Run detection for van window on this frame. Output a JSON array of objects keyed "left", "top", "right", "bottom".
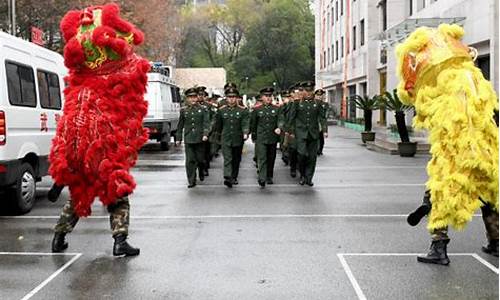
[
  {"left": 37, "top": 70, "right": 62, "bottom": 109},
  {"left": 6, "top": 61, "right": 37, "bottom": 107},
  {"left": 171, "top": 87, "right": 181, "bottom": 103}
]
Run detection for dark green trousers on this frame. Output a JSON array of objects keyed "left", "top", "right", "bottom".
[
  {"left": 256, "top": 142, "right": 277, "bottom": 182},
  {"left": 222, "top": 144, "right": 243, "bottom": 179},
  {"left": 185, "top": 143, "right": 205, "bottom": 185},
  {"left": 297, "top": 138, "right": 319, "bottom": 182}
]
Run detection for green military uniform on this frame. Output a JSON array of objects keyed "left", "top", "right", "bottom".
[
  {"left": 196, "top": 86, "right": 213, "bottom": 175},
  {"left": 176, "top": 88, "right": 210, "bottom": 187},
  {"left": 316, "top": 89, "right": 329, "bottom": 155},
  {"left": 251, "top": 87, "right": 283, "bottom": 186},
  {"left": 288, "top": 81, "right": 327, "bottom": 186},
  {"left": 214, "top": 87, "right": 250, "bottom": 187}
]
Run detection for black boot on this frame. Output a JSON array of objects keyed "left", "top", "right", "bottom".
[
  {"left": 407, "top": 191, "right": 432, "bottom": 226},
  {"left": 113, "top": 234, "right": 140, "bottom": 256},
  {"left": 258, "top": 180, "right": 266, "bottom": 188},
  {"left": 417, "top": 239, "right": 450, "bottom": 265},
  {"left": 482, "top": 239, "right": 499, "bottom": 257},
  {"left": 224, "top": 178, "right": 233, "bottom": 188},
  {"left": 52, "top": 232, "right": 68, "bottom": 253},
  {"left": 266, "top": 178, "right": 274, "bottom": 185},
  {"left": 48, "top": 184, "right": 64, "bottom": 203},
  {"left": 199, "top": 171, "right": 205, "bottom": 182},
  {"left": 290, "top": 170, "right": 297, "bottom": 178}
]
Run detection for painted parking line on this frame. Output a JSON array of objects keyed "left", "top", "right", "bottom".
[
  {"left": 337, "top": 253, "right": 499, "bottom": 300},
  {"left": 0, "top": 214, "right": 481, "bottom": 220},
  {"left": 0, "top": 252, "right": 82, "bottom": 300},
  {"left": 130, "top": 183, "right": 425, "bottom": 189}
]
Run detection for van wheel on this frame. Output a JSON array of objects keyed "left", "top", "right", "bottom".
[
  {"left": 160, "top": 126, "right": 171, "bottom": 151},
  {"left": 7, "top": 163, "right": 36, "bottom": 214}
]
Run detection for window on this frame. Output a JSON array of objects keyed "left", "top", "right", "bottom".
[
  {"left": 171, "top": 87, "right": 181, "bottom": 103},
  {"left": 335, "top": 1, "right": 338, "bottom": 21},
  {"left": 324, "top": 50, "right": 327, "bottom": 67},
  {"left": 6, "top": 61, "right": 37, "bottom": 107},
  {"left": 341, "top": 37, "right": 344, "bottom": 58},
  {"left": 353, "top": 26, "right": 357, "bottom": 50},
  {"left": 37, "top": 70, "right": 62, "bottom": 109},
  {"left": 328, "top": 48, "right": 331, "bottom": 65},
  {"left": 327, "top": 12, "right": 330, "bottom": 29},
  {"left": 418, "top": 0, "right": 426, "bottom": 10},
  {"left": 331, "top": 7, "right": 334, "bottom": 25},
  {"left": 409, "top": 0, "right": 413, "bottom": 16},
  {"left": 341, "top": 0, "right": 343, "bottom": 15},
  {"left": 336, "top": 41, "right": 339, "bottom": 61},
  {"left": 360, "top": 19, "right": 365, "bottom": 46}
]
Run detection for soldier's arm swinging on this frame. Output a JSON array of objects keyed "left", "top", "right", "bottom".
[{"left": 175, "top": 109, "right": 185, "bottom": 145}]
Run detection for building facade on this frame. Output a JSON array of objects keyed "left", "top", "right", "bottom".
[{"left": 315, "top": 0, "right": 498, "bottom": 128}]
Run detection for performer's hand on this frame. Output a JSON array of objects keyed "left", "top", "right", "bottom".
[
  {"left": 274, "top": 128, "right": 281, "bottom": 135},
  {"left": 324, "top": 132, "right": 328, "bottom": 138},
  {"left": 243, "top": 134, "right": 248, "bottom": 140},
  {"left": 175, "top": 141, "right": 181, "bottom": 147},
  {"left": 202, "top": 136, "right": 208, "bottom": 142}
]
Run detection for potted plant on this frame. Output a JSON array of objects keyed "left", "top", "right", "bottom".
[
  {"left": 350, "top": 94, "right": 381, "bottom": 143},
  {"left": 381, "top": 89, "right": 417, "bottom": 157}
]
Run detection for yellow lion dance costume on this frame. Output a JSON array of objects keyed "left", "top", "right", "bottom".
[{"left": 396, "top": 24, "right": 498, "bottom": 234}]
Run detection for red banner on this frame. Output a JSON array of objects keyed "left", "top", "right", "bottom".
[{"left": 31, "top": 27, "right": 44, "bottom": 46}]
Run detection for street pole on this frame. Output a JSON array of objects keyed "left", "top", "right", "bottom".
[{"left": 8, "top": 0, "right": 16, "bottom": 36}]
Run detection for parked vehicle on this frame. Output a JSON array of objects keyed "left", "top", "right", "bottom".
[
  {"left": 144, "top": 63, "right": 181, "bottom": 150},
  {"left": 0, "top": 31, "right": 66, "bottom": 213}
]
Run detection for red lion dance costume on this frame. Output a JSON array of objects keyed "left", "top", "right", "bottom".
[{"left": 49, "top": 3, "right": 150, "bottom": 217}]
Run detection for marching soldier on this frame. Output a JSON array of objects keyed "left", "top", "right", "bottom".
[
  {"left": 208, "top": 95, "right": 222, "bottom": 158},
  {"left": 288, "top": 81, "right": 327, "bottom": 186},
  {"left": 315, "top": 89, "right": 329, "bottom": 155},
  {"left": 250, "top": 87, "right": 283, "bottom": 187},
  {"left": 175, "top": 88, "right": 210, "bottom": 188},
  {"left": 279, "top": 89, "right": 292, "bottom": 166},
  {"left": 285, "top": 84, "right": 301, "bottom": 178},
  {"left": 214, "top": 87, "right": 250, "bottom": 188},
  {"left": 197, "top": 86, "right": 213, "bottom": 176}
]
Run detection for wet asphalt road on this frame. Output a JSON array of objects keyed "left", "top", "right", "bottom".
[{"left": 0, "top": 125, "right": 498, "bottom": 300}]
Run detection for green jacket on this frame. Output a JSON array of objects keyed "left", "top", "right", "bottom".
[
  {"left": 215, "top": 105, "right": 250, "bottom": 146},
  {"left": 176, "top": 104, "right": 210, "bottom": 144},
  {"left": 289, "top": 98, "right": 327, "bottom": 140},
  {"left": 250, "top": 104, "right": 283, "bottom": 144}
]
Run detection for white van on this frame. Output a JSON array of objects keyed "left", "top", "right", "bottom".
[
  {"left": 0, "top": 31, "right": 66, "bottom": 213},
  {"left": 144, "top": 63, "right": 181, "bottom": 150}
]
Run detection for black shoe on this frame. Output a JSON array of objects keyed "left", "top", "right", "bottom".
[
  {"left": 48, "top": 184, "right": 64, "bottom": 203},
  {"left": 199, "top": 172, "right": 205, "bottom": 181},
  {"left": 407, "top": 204, "right": 431, "bottom": 226},
  {"left": 233, "top": 178, "right": 239, "bottom": 185},
  {"left": 299, "top": 177, "right": 305, "bottom": 185},
  {"left": 224, "top": 178, "right": 233, "bottom": 188},
  {"left": 188, "top": 182, "right": 196, "bottom": 188},
  {"left": 266, "top": 178, "right": 274, "bottom": 185},
  {"left": 52, "top": 232, "right": 68, "bottom": 253},
  {"left": 306, "top": 180, "right": 314, "bottom": 187},
  {"left": 282, "top": 157, "right": 289, "bottom": 165},
  {"left": 113, "top": 234, "right": 140, "bottom": 256},
  {"left": 482, "top": 240, "right": 499, "bottom": 257},
  {"left": 317, "top": 152, "right": 323, "bottom": 156},
  {"left": 290, "top": 170, "right": 297, "bottom": 178},
  {"left": 204, "top": 169, "right": 209, "bottom": 177},
  {"left": 258, "top": 180, "right": 266, "bottom": 188},
  {"left": 417, "top": 239, "right": 450, "bottom": 265}
]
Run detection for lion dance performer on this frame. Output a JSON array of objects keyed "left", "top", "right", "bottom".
[
  {"left": 397, "top": 24, "right": 499, "bottom": 265},
  {"left": 49, "top": 3, "right": 150, "bottom": 256}
]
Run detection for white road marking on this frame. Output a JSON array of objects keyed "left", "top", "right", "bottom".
[
  {"left": 338, "top": 254, "right": 367, "bottom": 300},
  {"left": 132, "top": 183, "right": 425, "bottom": 189},
  {"left": 0, "top": 252, "right": 83, "bottom": 300},
  {"left": 472, "top": 253, "right": 500, "bottom": 274},
  {"left": 338, "top": 253, "right": 499, "bottom": 300},
  {"left": 0, "top": 214, "right": 481, "bottom": 220}
]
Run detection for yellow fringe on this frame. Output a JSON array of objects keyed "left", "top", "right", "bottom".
[{"left": 396, "top": 24, "right": 499, "bottom": 231}]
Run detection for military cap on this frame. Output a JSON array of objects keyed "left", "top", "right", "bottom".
[
  {"left": 225, "top": 87, "right": 240, "bottom": 97},
  {"left": 197, "top": 86, "right": 208, "bottom": 96},
  {"left": 314, "top": 89, "right": 325, "bottom": 96},
  {"left": 259, "top": 87, "right": 274, "bottom": 95},
  {"left": 300, "top": 81, "right": 315, "bottom": 91},
  {"left": 224, "top": 82, "right": 238, "bottom": 91},
  {"left": 184, "top": 88, "right": 199, "bottom": 97},
  {"left": 281, "top": 89, "right": 291, "bottom": 97}
]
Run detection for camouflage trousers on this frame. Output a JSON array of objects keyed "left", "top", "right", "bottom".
[
  {"left": 54, "top": 197, "right": 130, "bottom": 237},
  {"left": 432, "top": 203, "right": 499, "bottom": 242}
]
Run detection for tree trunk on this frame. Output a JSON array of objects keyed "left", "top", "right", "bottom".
[
  {"left": 363, "top": 109, "right": 372, "bottom": 132},
  {"left": 395, "top": 111, "right": 409, "bottom": 143}
]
